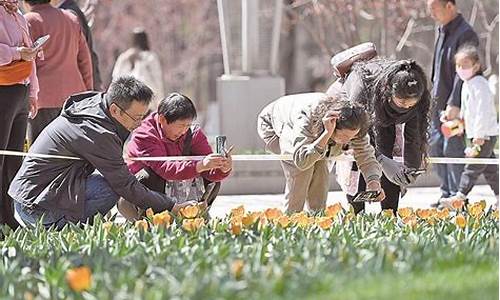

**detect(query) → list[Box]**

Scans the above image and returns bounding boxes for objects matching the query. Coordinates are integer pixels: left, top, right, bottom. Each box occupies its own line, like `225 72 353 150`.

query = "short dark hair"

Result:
107 76 153 110
438 0 455 5
131 28 150 51
158 93 197 123
333 96 369 136
24 0 50 4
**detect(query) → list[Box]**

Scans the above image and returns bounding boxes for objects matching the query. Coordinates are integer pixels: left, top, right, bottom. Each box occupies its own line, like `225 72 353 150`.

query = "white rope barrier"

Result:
0 150 498 165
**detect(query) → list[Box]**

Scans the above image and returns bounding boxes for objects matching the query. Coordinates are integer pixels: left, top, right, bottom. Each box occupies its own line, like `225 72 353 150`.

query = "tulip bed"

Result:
0 201 498 300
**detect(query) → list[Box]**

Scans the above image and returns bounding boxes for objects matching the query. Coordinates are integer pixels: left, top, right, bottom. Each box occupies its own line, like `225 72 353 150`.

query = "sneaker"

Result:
438 193 468 210
430 194 450 208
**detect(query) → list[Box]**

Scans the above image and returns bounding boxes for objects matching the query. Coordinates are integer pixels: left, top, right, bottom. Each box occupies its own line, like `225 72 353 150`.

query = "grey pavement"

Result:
209 185 498 218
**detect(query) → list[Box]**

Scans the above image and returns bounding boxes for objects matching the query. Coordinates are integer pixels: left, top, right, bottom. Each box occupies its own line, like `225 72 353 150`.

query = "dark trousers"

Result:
347 163 401 214
459 137 499 196
429 119 465 197
0 84 29 229
27 107 61 145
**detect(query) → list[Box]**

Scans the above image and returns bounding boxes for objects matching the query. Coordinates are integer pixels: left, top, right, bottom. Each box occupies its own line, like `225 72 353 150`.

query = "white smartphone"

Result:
33 35 50 50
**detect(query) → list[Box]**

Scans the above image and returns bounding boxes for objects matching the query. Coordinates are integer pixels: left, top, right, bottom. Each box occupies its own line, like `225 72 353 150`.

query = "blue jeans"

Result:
429 122 465 197
15 172 119 229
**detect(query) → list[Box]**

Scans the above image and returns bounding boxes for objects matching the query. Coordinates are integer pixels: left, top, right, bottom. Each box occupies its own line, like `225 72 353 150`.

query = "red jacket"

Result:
25 4 93 108
127 113 230 182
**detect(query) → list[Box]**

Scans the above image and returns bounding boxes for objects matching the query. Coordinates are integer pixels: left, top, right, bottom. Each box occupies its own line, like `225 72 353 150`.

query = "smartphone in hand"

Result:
352 191 381 202
33 35 50 50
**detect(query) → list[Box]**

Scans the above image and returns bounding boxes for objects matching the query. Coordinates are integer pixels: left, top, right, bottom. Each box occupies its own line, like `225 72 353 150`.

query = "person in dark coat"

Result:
327 59 431 214
427 0 479 203
9 76 193 229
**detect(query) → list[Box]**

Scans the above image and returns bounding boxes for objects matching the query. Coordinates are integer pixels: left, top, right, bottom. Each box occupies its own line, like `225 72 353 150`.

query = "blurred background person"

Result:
426 0 479 204
112 27 165 112
0 0 39 228
23 0 93 144
51 0 102 90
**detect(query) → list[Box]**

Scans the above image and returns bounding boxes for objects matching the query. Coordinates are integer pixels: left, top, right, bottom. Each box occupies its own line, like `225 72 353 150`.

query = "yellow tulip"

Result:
290 212 308 228
277 215 290 228
469 203 484 219
145 208 154 218
455 214 467 228
398 207 413 218
325 203 342 218
231 259 244 280
382 209 394 218
135 219 148 231
180 205 199 219
478 200 487 210
102 221 113 232
316 217 333 230
493 209 499 220
152 212 172 227
66 266 92 292
231 205 245 217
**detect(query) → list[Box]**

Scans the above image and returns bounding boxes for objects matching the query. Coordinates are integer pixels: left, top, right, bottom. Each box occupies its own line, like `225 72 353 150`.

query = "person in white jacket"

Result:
439 45 499 209
112 27 165 112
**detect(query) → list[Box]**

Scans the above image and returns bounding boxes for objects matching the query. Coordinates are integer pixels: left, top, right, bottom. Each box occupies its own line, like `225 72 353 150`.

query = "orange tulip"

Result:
325 203 342 218
180 205 199 219
230 220 242 235
231 205 245 217
416 209 432 219
316 217 333 230
231 259 244 280
66 266 92 292
277 215 290 228
135 219 148 231
436 208 450 220
455 214 467 228
263 208 282 221
451 199 465 210
182 218 204 232
145 208 154 218
242 212 259 227
402 215 417 227
398 207 413 218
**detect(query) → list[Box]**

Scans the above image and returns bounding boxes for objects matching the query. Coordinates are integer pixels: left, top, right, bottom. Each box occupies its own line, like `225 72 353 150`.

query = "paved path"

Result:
209 185 497 218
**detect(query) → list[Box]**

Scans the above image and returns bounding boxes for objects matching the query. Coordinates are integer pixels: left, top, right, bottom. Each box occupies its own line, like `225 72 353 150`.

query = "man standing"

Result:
427 0 479 204
24 0 93 144
10 77 193 229
51 0 102 90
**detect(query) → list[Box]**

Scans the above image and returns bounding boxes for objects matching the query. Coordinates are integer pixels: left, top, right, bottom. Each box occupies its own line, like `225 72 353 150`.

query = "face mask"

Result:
456 67 476 81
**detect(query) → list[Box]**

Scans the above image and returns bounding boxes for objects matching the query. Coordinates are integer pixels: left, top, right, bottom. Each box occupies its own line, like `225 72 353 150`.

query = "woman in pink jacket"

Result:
0 0 39 228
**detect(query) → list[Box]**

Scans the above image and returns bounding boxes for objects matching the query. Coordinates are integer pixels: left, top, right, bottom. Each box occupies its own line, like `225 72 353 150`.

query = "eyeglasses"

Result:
112 102 145 125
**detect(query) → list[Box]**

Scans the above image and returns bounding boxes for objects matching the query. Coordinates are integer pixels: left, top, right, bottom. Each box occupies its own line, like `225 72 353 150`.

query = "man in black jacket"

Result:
9 77 193 229
52 0 102 90
427 0 479 203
